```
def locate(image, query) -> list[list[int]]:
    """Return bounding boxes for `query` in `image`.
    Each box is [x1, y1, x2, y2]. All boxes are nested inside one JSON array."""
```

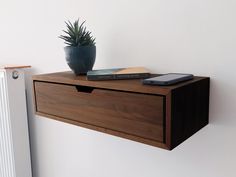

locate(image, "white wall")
[[1, 0, 236, 177]]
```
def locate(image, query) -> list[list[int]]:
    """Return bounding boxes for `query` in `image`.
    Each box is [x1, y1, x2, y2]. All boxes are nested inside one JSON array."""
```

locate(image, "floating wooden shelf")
[[32, 71, 210, 150]]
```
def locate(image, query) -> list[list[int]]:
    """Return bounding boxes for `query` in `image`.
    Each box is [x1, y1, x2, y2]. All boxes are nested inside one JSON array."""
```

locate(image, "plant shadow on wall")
[[59, 19, 96, 75]]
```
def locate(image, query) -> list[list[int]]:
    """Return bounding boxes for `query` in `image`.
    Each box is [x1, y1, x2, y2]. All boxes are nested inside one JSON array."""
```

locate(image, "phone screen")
[[143, 73, 193, 85], [147, 74, 191, 82]]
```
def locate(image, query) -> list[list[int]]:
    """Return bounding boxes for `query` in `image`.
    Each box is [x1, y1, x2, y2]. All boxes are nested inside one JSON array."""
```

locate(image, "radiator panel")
[[0, 69, 32, 177], [0, 71, 16, 177]]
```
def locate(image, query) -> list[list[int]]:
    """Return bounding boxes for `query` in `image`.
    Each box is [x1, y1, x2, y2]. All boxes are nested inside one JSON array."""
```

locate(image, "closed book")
[[87, 67, 150, 81]]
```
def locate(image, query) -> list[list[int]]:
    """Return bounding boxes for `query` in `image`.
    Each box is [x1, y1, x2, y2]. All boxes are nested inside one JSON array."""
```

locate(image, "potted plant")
[[59, 19, 96, 75]]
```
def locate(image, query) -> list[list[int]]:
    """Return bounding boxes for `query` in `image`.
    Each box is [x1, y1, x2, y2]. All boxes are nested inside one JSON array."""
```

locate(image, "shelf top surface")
[[0, 65, 31, 69], [32, 71, 209, 95]]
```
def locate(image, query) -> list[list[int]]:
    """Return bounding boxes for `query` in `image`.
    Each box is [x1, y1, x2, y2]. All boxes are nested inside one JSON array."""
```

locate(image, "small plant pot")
[[64, 45, 96, 75]]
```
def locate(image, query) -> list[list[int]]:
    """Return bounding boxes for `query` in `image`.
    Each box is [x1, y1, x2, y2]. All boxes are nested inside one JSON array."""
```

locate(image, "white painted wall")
[[0, 0, 236, 177]]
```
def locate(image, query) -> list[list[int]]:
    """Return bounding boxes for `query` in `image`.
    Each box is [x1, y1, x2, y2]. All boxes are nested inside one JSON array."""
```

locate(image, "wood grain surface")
[[33, 71, 210, 150], [34, 81, 164, 142], [32, 71, 206, 95]]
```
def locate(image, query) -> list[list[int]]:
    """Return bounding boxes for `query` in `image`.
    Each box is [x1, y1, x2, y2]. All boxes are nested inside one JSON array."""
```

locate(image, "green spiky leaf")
[[59, 19, 96, 47]]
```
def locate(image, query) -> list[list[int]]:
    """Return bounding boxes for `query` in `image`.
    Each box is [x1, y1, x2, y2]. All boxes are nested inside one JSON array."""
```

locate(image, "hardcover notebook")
[[87, 67, 150, 81]]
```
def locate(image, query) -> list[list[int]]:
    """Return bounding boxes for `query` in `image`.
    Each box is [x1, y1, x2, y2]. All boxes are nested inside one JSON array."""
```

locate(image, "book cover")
[[87, 67, 150, 81]]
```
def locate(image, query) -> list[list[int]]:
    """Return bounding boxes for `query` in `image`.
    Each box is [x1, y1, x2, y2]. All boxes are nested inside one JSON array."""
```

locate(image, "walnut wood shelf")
[[32, 71, 210, 150]]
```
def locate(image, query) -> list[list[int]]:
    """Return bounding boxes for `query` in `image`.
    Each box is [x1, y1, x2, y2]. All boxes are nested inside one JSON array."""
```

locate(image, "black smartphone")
[[142, 73, 194, 86]]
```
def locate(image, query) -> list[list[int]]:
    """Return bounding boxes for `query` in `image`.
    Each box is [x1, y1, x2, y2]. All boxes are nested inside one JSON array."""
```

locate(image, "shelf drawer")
[[34, 81, 164, 142]]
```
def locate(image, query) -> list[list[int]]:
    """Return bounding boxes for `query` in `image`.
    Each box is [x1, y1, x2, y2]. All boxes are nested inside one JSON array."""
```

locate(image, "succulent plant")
[[59, 19, 95, 47]]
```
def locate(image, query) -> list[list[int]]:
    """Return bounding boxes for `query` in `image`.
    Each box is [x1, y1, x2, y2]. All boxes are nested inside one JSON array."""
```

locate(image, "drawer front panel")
[[34, 81, 164, 142]]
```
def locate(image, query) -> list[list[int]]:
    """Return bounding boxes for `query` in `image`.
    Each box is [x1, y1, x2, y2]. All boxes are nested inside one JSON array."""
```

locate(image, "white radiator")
[[0, 66, 32, 177]]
